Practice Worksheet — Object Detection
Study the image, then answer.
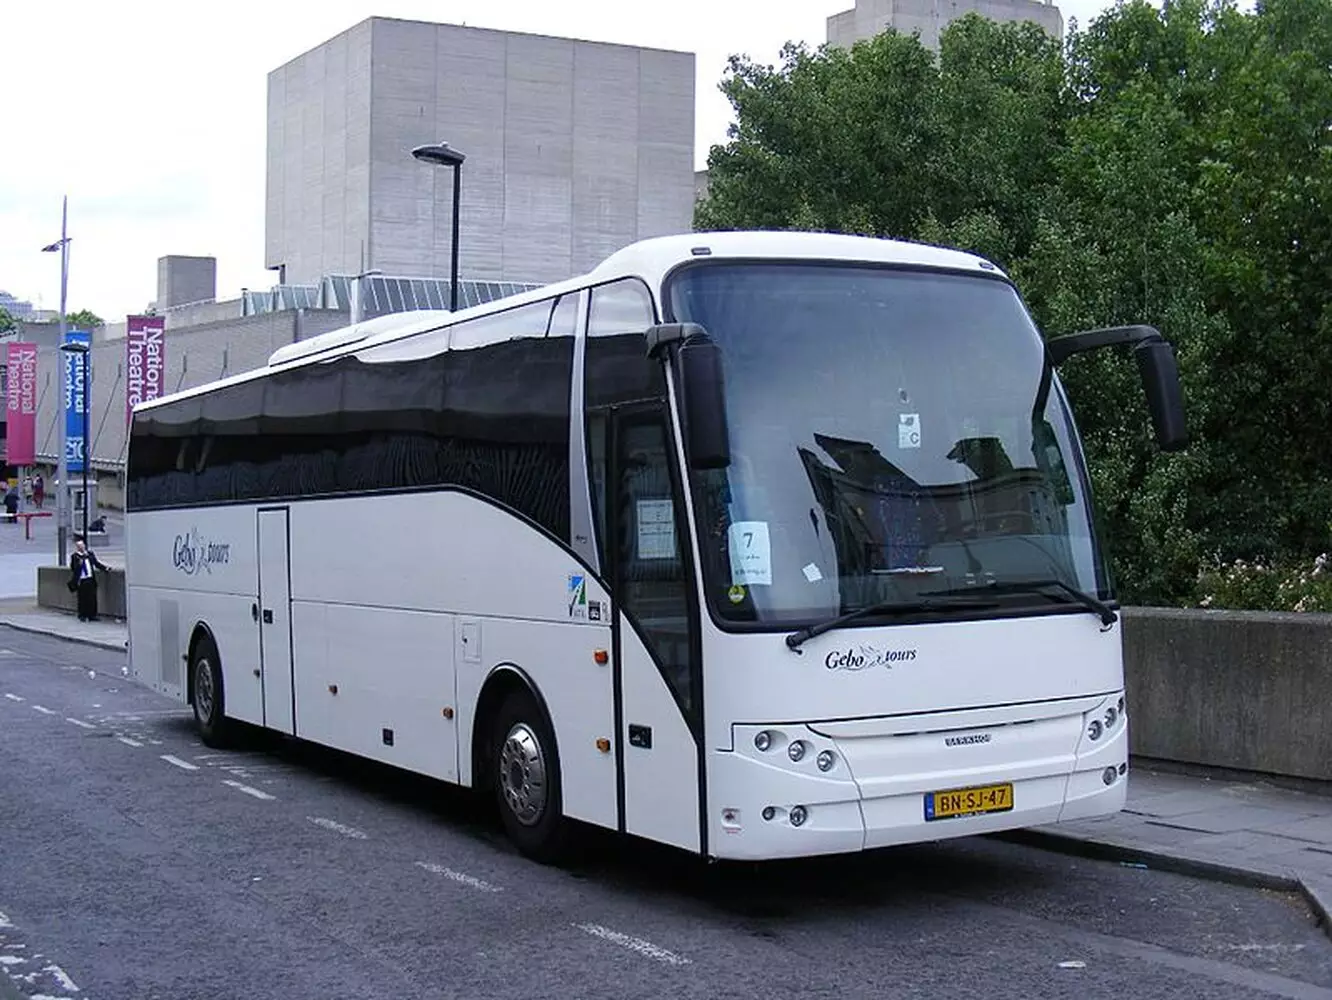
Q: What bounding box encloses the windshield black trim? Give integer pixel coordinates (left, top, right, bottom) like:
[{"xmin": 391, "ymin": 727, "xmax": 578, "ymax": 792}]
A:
[{"xmin": 661, "ymin": 257, "xmax": 1115, "ymax": 638}]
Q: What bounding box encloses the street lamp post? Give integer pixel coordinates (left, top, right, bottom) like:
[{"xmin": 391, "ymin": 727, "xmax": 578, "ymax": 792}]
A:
[
  {"xmin": 410, "ymin": 141, "xmax": 466, "ymax": 312},
  {"xmin": 59, "ymin": 340, "xmax": 90, "ymax": 543},
  {"xmin": 40, "ymin": 195, "xmax": 71, "ymax": 565}
]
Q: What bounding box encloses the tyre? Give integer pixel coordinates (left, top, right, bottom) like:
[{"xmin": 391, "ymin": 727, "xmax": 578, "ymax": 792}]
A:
[
  {"xmin": 492, "ymin": 687, "xmax": 568, "ymax": 863},
  {"xmin": 190, "ymin": 635, "xmax": 232, "ymax": 749}
]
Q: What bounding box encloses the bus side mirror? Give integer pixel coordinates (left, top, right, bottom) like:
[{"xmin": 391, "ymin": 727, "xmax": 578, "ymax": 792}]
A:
[
  {"xmin": 645, "ymin": 323, "xmax": 732, "ymax": 469},
  {"xmin": 1134, "ymin": 340, "xmax": 1188, "ymax": 452},
  {"xmin": 677, "ymin": 336, "xmax": 732, "ymax": 470},
  {"xmin": 1047, "ymin": 324, "xmax": 1188, "ymax": 453}
]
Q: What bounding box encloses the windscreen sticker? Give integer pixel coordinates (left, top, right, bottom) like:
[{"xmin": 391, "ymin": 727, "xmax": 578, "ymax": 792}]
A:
[
  {"xmin": 802, "ymin": 562, "xmax": 823, "ymax": 583},
  {"xmin": 899, "ymin": 413, "xmax": 921, "ymax": 449},
  {"xmin": 729, "ymin": 521, "xmax": 772, "ymax": 586},
  {"xmin": 727, "ymin": 584, "xmax": 747, "ymax": 605},
  {"xmin": 635, "ymin": 498, "xmax": 676, "ymax": 560}
]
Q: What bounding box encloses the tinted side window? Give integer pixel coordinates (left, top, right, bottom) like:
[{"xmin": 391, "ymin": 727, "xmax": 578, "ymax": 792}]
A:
[
  {"xmin": 584, "ymin": 279, "xmax": 660, "ymax": 567},
  {"xmin": 128, "ymin": 297, "xmax": 574, "ymax": 540}
]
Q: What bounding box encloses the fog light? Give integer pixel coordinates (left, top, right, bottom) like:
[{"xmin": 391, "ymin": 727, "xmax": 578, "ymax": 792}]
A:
[
  {"xmin": 1088, "ymin": 719, "xmax": 1103, "ymax": 741},
  {"xmin": 790, "ymin": 805, "xmax": 808, "ymax": 827},
  {"xmin": 754, "ymin": 731, "xmax": 772, "ymax": 752},
  {"xmin": 762, "ymin": 806, "xmax": 776, "ymax": 821},
  {"xmin": 1102, "ymin": 766, "xmax": 1117, "ymax": 786},
  {"xmin": 788, "ymin": 740, "xmax": 807, "ymax": 763},
  {"xmin": 817, "ymin": 750, "xmax": 835, "ymax": 772}
]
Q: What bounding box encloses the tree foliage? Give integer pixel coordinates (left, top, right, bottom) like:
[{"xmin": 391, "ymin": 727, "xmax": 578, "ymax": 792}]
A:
[
  {"xmin": 695, "ymin": 0, "xmax": 1332, "ymax": 606},
  {"xmin": 65, "ymin": 308, "xmax": 103, "ymax": 329},
  {"xmin": 0, "ymin": 308, "xmax": 15, "ymax": 335}
]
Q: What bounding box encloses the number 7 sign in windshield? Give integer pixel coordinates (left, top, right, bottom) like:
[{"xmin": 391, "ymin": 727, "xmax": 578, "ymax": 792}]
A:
[{"xmin": 728, "ymin": 521, "xmax": 772, "ymax": 586}]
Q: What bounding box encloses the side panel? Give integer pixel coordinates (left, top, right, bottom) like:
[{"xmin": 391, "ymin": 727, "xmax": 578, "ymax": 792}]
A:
[
  {"xmin": 619, "ymin": 624, "xmax": 700, "ymax": 850},
  {"xmin": 286, "ymin": 492, "xmax": 613, "ymax": 824},
  {"xmin": 292, "ymin": 602, "xmax": 458, "ymax": 781},
  {"xmin": 257, "ymin": 508, "xmax": 295, "ymax": 734},
  {"xmin": 125, "ymin": 507, "xmax": 262, "ymax": 725},
  {"xmin": 455, "ymin": 618, "xmax": 616, "ymax": 829}
]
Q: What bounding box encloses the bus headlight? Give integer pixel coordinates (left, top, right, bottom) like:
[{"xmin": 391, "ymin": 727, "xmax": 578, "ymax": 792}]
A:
[
  {"xmin": 790, "ymin": 805, "xmax": 808, "ymax": 827},
  {"xmin": 754, "ymin": 731, "xmax": 772, "ymax": 752},
  {"xmin": 788, "ymin": 740, "xmax": 807, "ymax": 763},
  {"xmin": 816, "ymin": 750, "xmax": 836, "ymax": 772},
  {"xmin": 1088, "ymin": 719, "xmax": 1103, "ymax": 741}
]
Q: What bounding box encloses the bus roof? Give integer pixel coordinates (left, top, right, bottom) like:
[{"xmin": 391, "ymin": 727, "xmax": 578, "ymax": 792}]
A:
[{"xmin": 131, "ymin": 230, "xmax": 1006, "ymax": 417}]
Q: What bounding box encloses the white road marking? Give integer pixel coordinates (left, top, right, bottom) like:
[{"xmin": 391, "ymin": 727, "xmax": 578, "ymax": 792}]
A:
[
  {"xmin": 574, "ymin": 923, "xmax": 690, "ymax": 966},
  {"xmin": 0, "ymin": 910, "xmax": 12, "ymax": 928},
  {"xmin": 415, "ymin": 861, "xmax": 502, "ymax": 893},
  {"xmin": 31, "ymin": 705, "xmax": 55, "ymax": 715},
  {"xmin": 116, "ymin": 737, "xmax": 143, "ymax": 748},
  {"xmin": 223, "ymin": 780, "xmax": 275, "ymax": 801},
  {"xmin": 160, "ymin": 754, "xmax": 199, "ymax": 771},
  {"xmin": 308, "ymin": 817, "xmax": 368, "ymax": 840},
  {"xmin": 3, "ymin": 693, "xmax": 23, "ymax": 702},
  {"xmin": 0, "ymin": 954, "xmax": 22, "ymax": 965},
  {"xmin": 43, "ymin": 963, "xmax": 79, "ymax": 991},
  {"xmin": 65, "ymin": 718, "xmax": 95, "ymax": 730}
]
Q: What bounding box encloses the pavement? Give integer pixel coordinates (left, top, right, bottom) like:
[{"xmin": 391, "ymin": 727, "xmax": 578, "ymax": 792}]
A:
[{"xmin": 5, "ymin": 594, "xmax": 1332, "ymax": 946}]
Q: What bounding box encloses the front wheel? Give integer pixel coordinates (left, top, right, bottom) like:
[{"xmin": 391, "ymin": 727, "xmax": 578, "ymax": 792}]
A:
[
  {"xmin": 191, "ymin": 635, "xmax": 232, "ymax": 749},
  {"xmin": 492, "ymin": 688, "xmax": 568, "ymax": 863}
]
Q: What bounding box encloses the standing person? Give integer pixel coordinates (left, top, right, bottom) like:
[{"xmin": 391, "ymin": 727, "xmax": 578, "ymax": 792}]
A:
[
  {"xmin": 68, "ymin": 534, "xmax": 108, "ymax": 622},
  {"xmin": 32, "ymin": 473, "xmax": 44, "ymax": 509}
]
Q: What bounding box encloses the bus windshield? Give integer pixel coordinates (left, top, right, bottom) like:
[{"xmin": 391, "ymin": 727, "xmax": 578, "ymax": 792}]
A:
[{"xmin": 666, "ymin": 261, "xmax": 1112, "ymax": 628}]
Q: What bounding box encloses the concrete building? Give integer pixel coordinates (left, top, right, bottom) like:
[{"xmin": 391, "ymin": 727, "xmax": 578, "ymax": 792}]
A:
[
  {"xmin": 827, "ymin": 0, "xmax": 1063, "ymax": 51},
  {"xmin": 156, "ymin": 255, "xmax": 218, "ymax": 311},
  {"xmin": 264, "ymin": 17, "xmax": 696, "ymax": 289}
]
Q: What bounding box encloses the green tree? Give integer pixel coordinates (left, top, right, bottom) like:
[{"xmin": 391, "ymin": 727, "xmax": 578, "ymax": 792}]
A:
[
  {"xmin": 65, "ymin": 308, "xmax": 102, "ymax": 329},
  {"xmin": 0, "ymin": 307, "xmax": 15, "ymax": 335}
]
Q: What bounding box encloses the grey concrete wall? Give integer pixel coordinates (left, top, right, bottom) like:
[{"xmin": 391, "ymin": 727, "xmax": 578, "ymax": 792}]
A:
[
  {"xmin": 37, "ymin": 564, "xmax": 126, "ymax": 620},
  {"xmin": 266, "ymin": 17, "xmax": 695, "ymax": 288},
  {"xmin": 265, "ymin": 19, "xmax": 375, "ymax": 283},
  {"xmin": 156, "ymin": 256, "xmax": 217, "ymax": 310},
  {"xmin": 1123, "ymin": 607, "xmax": 1332, "ymax": 782},
  {"xmin": 827, "ymin": 0, "xmax": 1063, "ymax": 50}
]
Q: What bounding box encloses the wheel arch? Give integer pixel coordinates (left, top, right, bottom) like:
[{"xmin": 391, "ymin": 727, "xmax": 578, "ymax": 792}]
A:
[{"xmin": 470, "ymin": 663, "xmax": 557, "ymax": 792}]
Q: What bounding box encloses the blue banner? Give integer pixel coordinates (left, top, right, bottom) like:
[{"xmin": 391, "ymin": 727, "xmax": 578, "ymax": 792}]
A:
[{"xmin": 63, "ymin": 329, "xmax": 90, "ymax": 474}]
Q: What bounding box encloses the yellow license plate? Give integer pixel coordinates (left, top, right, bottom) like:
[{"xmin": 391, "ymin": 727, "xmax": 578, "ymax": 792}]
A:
[{"xmin": 925, "ymin": 782, "xmax": 1014, "ymax": 821}]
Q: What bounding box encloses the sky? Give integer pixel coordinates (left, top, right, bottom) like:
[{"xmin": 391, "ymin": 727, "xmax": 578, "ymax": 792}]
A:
[{"xmin": 0, "ymin": 0, "xmax": 1116, "ymax": 322}]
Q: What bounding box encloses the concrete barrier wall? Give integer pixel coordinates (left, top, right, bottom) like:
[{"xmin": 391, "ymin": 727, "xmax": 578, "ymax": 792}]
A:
[
  {"xmin": 36, "ymin": 565, "xmax": 126, "ymax": 620},
  {"xmin": 1122, "ymin": 607, "xmax": 1332, "ymax": 782}
]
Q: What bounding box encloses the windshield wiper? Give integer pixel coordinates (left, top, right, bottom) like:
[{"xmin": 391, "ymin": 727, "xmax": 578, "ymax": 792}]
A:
[
  {"xmin": 922, "ymin": 578, "xmax": 1118, "ymax": 628},
  {"xmin": 785, "ymin": 595, "xmax": 1000, "ymax": 652}
]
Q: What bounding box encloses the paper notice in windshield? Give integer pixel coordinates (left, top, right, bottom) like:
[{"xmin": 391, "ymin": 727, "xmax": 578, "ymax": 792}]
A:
[
  {"xmin": 729, "ymin": 521, "xmax": 772, "ymax": 586},
  {"xmin": 636, "ymin": 499, "xmax": 676, "ymax": 560},
  {"xmin": 899, "ymin": 413, "xmax": 921, "ymax": 449}
]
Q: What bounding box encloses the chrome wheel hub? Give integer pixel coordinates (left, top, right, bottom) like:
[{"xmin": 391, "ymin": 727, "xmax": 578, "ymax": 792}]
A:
[
  {"xmin": 499, "ymin": 723, "xmax": 547, "ymax": 827},
  {"xmin": 195, "ymin": 658, "xmax": 215, "ymax": 724}
]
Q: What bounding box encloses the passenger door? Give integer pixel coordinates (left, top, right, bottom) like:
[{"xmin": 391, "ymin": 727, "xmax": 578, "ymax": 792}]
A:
[
  {"xmin": 583, "ymin": 276, "xmax": 705, "ymax": 852},
  {"xmin": 256, "ymin": 507, "xmax": 295, "ymax": 734}
]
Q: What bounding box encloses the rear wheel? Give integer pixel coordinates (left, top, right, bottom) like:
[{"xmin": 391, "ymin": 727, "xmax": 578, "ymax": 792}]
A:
[
  {"xmin": 190, "ymin": 635, "xmax": 232, "ymax": 749},
  {"xmin": 492, "ymin": 688, "xmax": 568, "ymax": 863}
]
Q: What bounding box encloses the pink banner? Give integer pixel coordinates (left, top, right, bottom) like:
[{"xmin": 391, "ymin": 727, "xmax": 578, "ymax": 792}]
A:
[
  {"xmin": 5, "ymin": 341, "xmax": 38, "ymax": 466},
  {"xmin": 126, "ymin": 315, "xmax": 166, "ymax": 424}
]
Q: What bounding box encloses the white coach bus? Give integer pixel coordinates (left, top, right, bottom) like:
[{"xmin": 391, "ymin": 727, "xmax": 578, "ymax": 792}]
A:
[{"xmin": 125, "ymin": 231, "xmax": 1187, "ymax": 863}]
